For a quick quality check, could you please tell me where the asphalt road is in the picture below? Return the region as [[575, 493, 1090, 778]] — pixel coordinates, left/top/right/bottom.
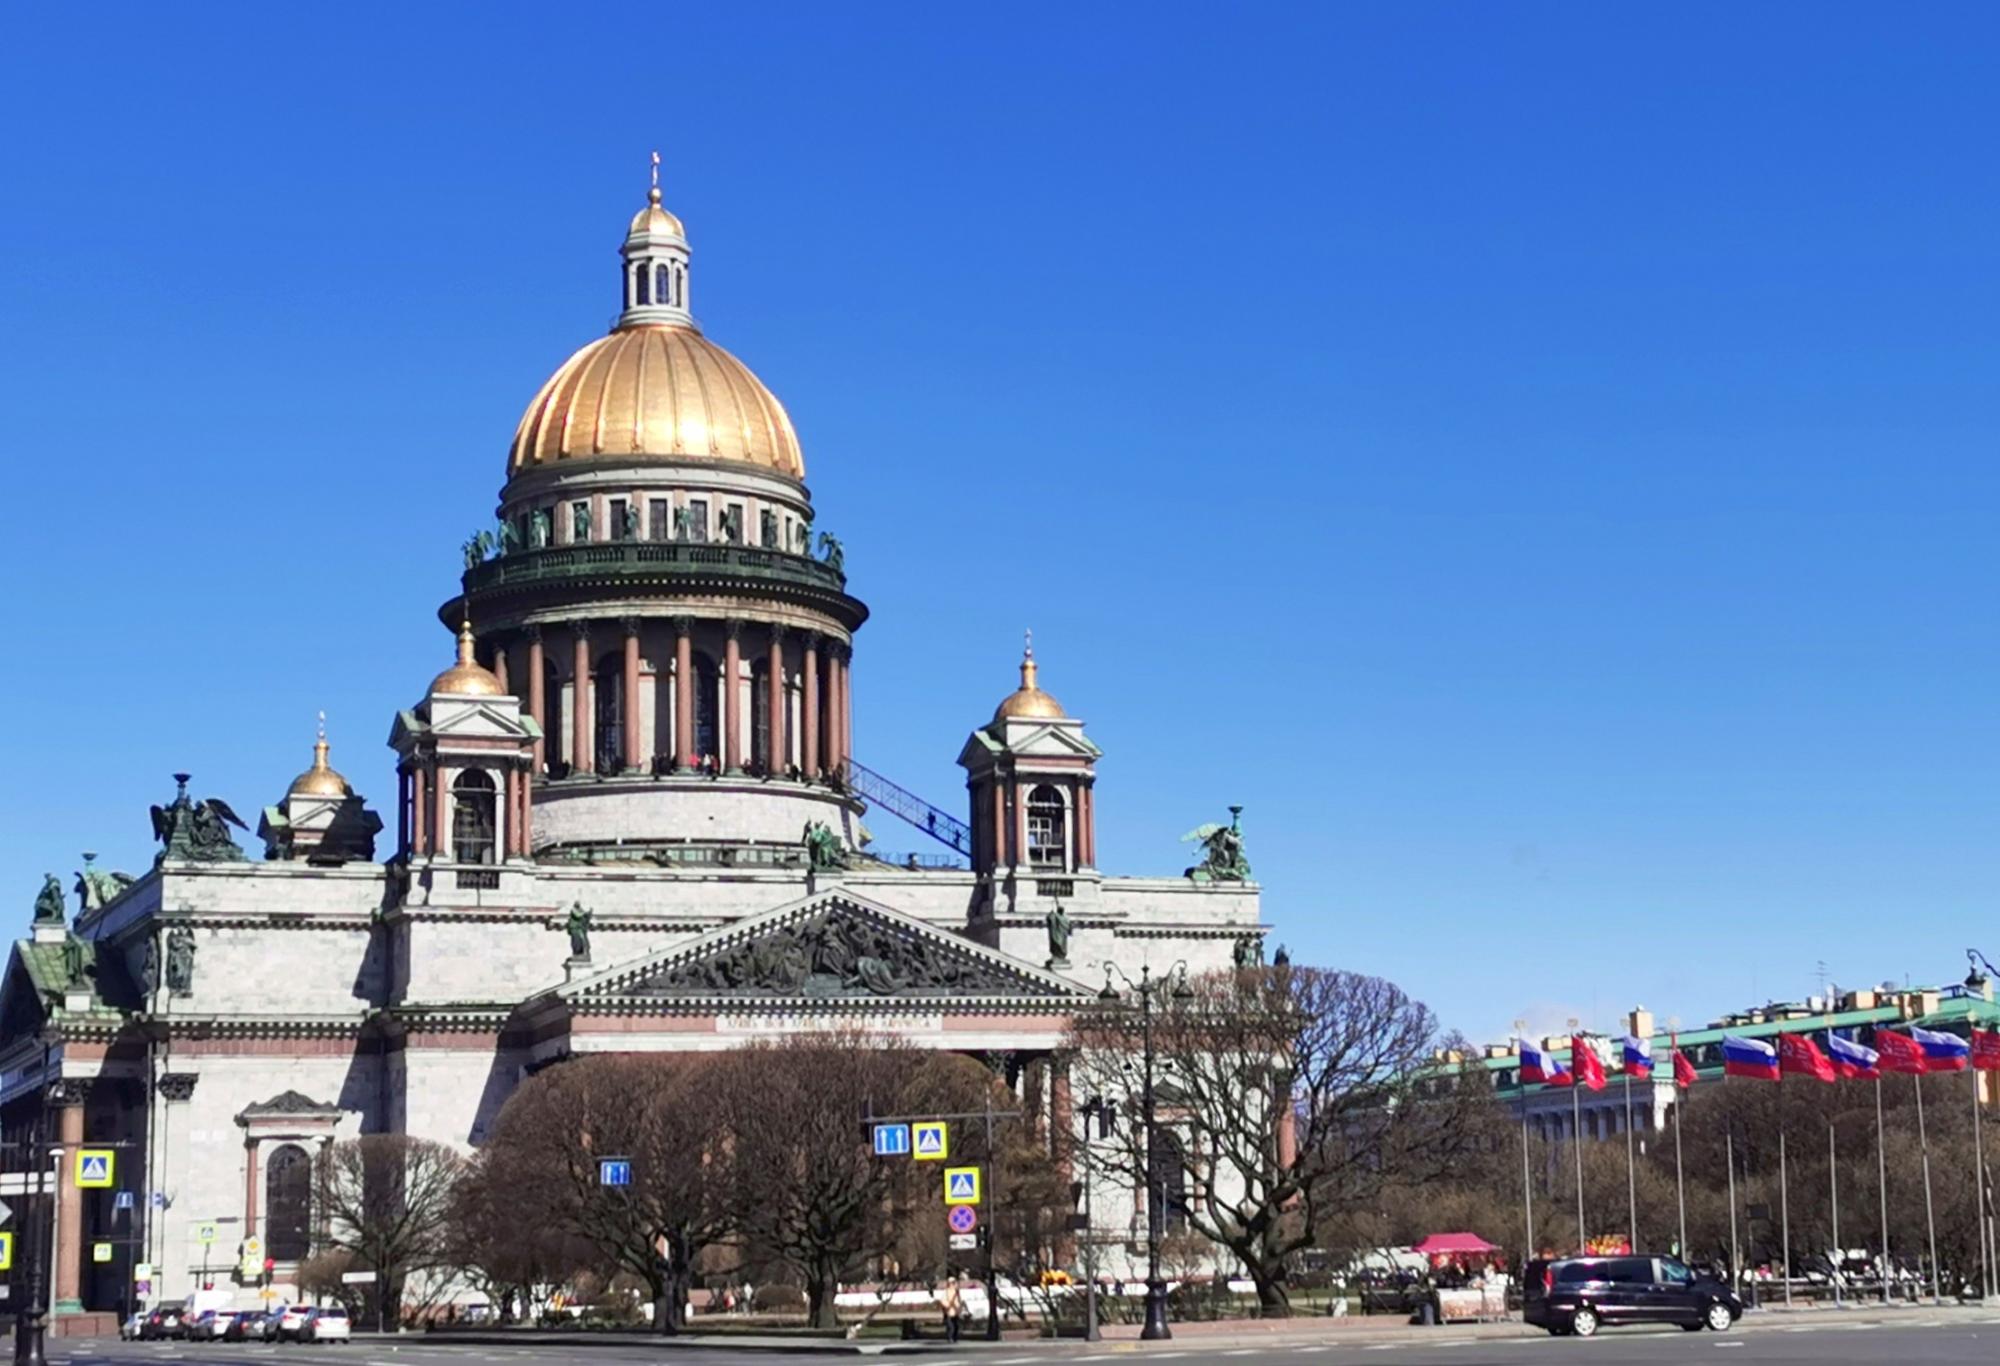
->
[[47, 1318, 2000, 1366]]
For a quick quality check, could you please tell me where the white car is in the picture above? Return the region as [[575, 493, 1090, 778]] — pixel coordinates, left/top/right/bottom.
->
[[302, 1306, 351, 1342], [273, 1305, 314, 1341]]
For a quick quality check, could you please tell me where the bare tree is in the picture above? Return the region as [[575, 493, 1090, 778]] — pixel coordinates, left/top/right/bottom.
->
[[314, 1135, 465, 1328], [711, 1033, 928, 1329], [479, 1054, 731, 1333], [1071, 964, 1481, 1315]]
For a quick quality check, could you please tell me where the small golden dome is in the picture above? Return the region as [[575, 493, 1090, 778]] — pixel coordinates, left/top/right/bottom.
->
[[508, 323, 804, 479], [627, 186, 685, 240], [429, 622, 505, 697], [287, 717, 352, 799], [993, 634, 1066, 722]]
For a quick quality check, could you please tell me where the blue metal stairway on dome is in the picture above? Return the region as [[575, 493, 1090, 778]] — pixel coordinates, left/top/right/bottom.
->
[[843, 758, 972, 857]]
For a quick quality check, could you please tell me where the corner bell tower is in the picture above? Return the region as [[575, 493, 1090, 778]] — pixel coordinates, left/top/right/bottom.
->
[[958, 636, 1101, 918]]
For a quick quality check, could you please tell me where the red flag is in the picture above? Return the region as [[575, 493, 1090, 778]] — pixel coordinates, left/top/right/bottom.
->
[[1778, 1033, 1835, 1082], [1571, 1035, 1606, 1092], [1672, 1048, 1698, 1090], [1874, 1029, 1929, 1076], [1972, 1029, 2000, 1072]]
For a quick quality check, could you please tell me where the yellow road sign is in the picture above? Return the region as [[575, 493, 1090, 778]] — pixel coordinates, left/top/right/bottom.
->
[[912, 1121, 948, 1161], [943, 1166, 981, 1205], [92, 1242, 112, 1264], [0, 1233, 12, 1271], [75, 1149, 114, 1188], [196, 1222, 217, 1245]]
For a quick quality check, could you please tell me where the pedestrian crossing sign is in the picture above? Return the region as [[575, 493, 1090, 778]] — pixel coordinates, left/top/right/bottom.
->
[[75, 1150, 114, 1188], [913, 1121, 948, 1161], [943, 1167, 981, 1205]]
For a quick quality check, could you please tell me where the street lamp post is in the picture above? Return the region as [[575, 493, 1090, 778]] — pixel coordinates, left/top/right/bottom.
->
[[1099, 961, 1191, 1343], [14, 1042, 54, 1366]]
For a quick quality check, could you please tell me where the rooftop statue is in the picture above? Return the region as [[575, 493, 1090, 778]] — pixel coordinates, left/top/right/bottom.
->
[[33, 874, 66, 926], [816, 532, 845, 575], [572, 502, 593, 543], [150, 774, 248, 866], [719, 506, 742, 544], [461, 528, 493, 568], [495, 519, 520, 557], [564, 902, 593, 960], [674, 506, 695, 541], [1231, 934, 1262, 970], [73, 852, 135, 914], [802, 820, 847, 871], [794, 519, 813, 554], [61, 933, 85, 989], [622, 502, 641, 540], [528, 508, 551, 549], [1045, 901, 1072, 967], [1182, 804, 1251, 884]]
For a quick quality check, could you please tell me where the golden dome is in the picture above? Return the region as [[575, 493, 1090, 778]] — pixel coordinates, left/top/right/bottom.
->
[[508, 323, 804, 479], [628, 186, 685, 239], [287, 718, 352, 799], [429, 622, 505, 697], [993, 635, 1066, 722]]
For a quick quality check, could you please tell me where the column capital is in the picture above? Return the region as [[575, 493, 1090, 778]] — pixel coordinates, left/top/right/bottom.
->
[[671, 614, 695, 636], [156, 1072, 199, 1102], [768, 622, 790, 645], [523, 623, 542, 644], [620, 615, 643, 637], [573, 621, 592, 647], [47, 1077, 93, 1107], [725, 617, 744, 640]]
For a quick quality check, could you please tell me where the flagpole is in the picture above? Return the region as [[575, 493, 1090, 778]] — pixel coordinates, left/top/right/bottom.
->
[[1914, 1071, 1939, 1304], [1971, 1067, 1989, 1301], [1874, 1076, 1890, 1304], [1828, 1117, 1842, 1308], [1671, 1025, 1687, 1259], [1779, 1112, 1793, 1307], [1726, 1124, 1741, 1295], [1516, 1024, 1534, 1266], [1623, 1063, 1638, 1250], [1572, 1072, 1587, 1251]]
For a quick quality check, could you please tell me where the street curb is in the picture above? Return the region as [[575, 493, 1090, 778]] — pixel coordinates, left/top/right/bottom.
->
[[401, 1332, 1014, 1355]]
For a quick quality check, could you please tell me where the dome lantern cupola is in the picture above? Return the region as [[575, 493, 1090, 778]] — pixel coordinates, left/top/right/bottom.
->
[[618, 152, 692, 329]]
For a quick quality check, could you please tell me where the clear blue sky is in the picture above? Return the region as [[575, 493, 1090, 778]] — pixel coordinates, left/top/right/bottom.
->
[[2, 5, 1994, 1045]]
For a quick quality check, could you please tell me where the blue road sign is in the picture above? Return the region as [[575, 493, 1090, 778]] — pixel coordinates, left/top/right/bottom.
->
[[598, 1158, 632, 1188], [912, 1121, 948, 1160], [872, 1124, 911, 1157]]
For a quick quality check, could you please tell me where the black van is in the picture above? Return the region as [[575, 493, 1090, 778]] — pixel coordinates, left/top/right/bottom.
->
[[1523, 1255, 1742, 1337]]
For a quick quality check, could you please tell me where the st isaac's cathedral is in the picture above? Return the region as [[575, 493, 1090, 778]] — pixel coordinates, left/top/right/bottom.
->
[[1, 175, 1264, 1320]]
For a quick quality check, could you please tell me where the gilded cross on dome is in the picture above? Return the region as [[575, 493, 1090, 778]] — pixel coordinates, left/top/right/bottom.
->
[[650, 149, 661, 193]]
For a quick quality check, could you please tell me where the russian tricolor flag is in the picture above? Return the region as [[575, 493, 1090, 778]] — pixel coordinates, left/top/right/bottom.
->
[[1520, 1040, 1572, 1086], [1825, 1031, 1880, 1081], [1722, 1035, 1781, 1081], [1909, 1026, 1971, 1073], [1622, 1035, 1653, 1079]]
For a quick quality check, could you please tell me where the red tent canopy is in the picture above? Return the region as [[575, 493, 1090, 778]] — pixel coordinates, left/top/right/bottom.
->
[[1410, 1232, 1500, 1255]]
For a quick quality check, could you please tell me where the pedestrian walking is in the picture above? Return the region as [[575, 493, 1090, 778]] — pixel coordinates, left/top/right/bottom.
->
[[942, 1281, 963, 1342]]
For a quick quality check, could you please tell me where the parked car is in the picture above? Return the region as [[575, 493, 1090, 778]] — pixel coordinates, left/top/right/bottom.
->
[[188, 1308, 242, 1341], [273, 1304, 315, 1341], [302, 1306, 351, 1343], [119, 1311, 146, 1340], [224, 1310, 270, 1341], [140, 1301, 189, 1340], [1524, 1255, 1743, 1338]]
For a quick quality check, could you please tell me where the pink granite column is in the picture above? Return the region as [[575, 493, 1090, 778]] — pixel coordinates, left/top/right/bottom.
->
[[55, 1098, 83, 1309], [766, 627, 786, 774], [801, 635, 820, 779], [432, 764, 450, 860], [622, 620, 643, 773], [571, 628, 591, 775], [723, 620, 744, 774], [674, 619, 695, 769], [526, 628, 546, 774]]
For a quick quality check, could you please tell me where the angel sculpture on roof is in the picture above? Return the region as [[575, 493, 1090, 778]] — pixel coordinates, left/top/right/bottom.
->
[[151, 774, 248, 866], [1182, 804, 1251, 884]]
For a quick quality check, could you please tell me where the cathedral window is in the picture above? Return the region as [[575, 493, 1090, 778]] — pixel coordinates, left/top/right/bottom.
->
[[265, 1143, 312, 1262], [649, 499, 671, 541], [541, 658, 564, 777], [760, 508, 779, 549], [609, 499, 629, 541], [635, 266, 651, 306], [687, 499, 709, 543], [593, 652, 626, 774], [1148, 1131, 1190, 1234], [451, 770, 498, 864], [655, 263, 670, 305], [691, 652, 720, 765], [1026, 785, 1067, 869]]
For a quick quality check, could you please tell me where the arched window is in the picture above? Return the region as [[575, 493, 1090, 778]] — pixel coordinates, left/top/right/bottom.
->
[[655, 263, 670, 305], [594, 651, 626, 774], [751, 660, 772, 773], [542, 658, 564, 777], [1147, 1131, 1189, 1235], [452, 770, 497, 864], [265, 1143, 312, 1261], [692, 652, 720, 766], [635, 264, 651, 306], [1026, 785, 1067, 869]]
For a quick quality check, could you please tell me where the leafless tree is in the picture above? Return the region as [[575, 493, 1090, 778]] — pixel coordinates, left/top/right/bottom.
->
[[314, 1135, 465, 1327], [479, 1054, 731, 1333], [1071, 963, 1482, 1315]]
